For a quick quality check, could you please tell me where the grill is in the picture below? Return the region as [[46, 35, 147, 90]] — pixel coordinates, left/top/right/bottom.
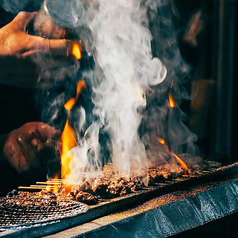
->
[[0, 197, 88, 231], [1, 162, 238, 237]]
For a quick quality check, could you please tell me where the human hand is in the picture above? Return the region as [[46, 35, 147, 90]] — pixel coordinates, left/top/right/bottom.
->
[[3, 122, 61, 179], [0, 11, 81, 88]]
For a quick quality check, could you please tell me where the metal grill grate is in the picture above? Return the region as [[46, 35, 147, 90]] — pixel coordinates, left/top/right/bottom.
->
[[0, 197, 88, 230]]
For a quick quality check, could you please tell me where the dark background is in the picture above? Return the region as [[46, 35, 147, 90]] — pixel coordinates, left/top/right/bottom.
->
[[0, 0, 238, 236], [172, 1, 238, 236], [0, 2, 42, 135], [173, 0, 238, 164], [0, 0, 237, 162]]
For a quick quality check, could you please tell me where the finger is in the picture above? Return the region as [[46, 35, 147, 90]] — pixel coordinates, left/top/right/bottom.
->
[[24, 36, 81, 58], [48, 40, 81, 58], [50, 139, 62, 152], [35, 122, 61, 141], [15, 134, 41, 170], [17, 123, 39, 142], [16, 134, 32, 153], [17, 122, 60, 147], [31, 138, 44, 152], [44, 138, 61, 149], [12, 11, 37, 31]]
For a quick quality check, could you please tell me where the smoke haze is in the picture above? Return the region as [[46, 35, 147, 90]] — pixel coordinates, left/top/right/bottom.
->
[[37, 0, 198, 183]]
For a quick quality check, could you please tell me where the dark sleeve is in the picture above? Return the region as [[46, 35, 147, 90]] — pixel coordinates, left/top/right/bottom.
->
[[0, 0, 43, 27]]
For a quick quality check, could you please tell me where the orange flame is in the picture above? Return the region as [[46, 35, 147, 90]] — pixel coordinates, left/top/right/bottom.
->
[[64, 98, 76, 111], [172, 153, 188, 174], [45, 174, 59, 193], [157, 137, 188, 174], [61, 120, 76, 179], [168, 93, 176, 108], [76, 81, 86, 99], [72, 42, 81, 60], [168, 81, 176, 108], [52, 174, 59, 193], [61, 80, 86, 179], [157, 138, 165, 145]]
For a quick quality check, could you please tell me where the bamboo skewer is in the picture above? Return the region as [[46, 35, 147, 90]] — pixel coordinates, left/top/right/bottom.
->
[[18, 186, 53, 190], [18, 177, 63, 191], [36, 182, 62, 185], [31, 185, 56, 188], [18, 184, 59, 190], [18, 186, 43, 190]]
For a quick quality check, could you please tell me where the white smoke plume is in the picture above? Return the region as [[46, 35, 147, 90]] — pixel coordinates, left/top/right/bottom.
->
[[85, 0, 167, 175], [39, 0, 199, 183]]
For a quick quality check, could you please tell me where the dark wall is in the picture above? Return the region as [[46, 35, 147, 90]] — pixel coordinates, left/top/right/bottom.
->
[[0, 3, 42, 134], [173, 0, 238, 163], [231, 2, 238, 161]]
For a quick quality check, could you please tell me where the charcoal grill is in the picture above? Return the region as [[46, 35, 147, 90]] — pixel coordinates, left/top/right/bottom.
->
[[0, 197, 88, 231], [1, 162, 238, 237]]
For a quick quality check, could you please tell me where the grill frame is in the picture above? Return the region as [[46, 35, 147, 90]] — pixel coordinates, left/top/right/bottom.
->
[[0, 197, 88, 230]]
